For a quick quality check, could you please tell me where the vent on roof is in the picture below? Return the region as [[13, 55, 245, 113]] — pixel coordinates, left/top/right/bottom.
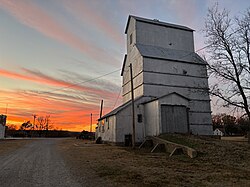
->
[[153, 19, 159, 22]]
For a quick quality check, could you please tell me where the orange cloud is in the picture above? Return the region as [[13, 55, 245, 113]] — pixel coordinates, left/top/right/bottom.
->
[[0, 89, 113, 131], [0, 68, 118, 100], [0, 0, 117, 65]]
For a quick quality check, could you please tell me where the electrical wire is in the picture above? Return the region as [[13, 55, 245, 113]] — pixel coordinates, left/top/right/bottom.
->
[[0, 69, 121, 102], [112, 87, 122, 110]]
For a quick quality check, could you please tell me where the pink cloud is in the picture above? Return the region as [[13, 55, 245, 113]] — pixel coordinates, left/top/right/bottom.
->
[[0, 0, 117, 65], [62, 0, 123, 46], [0, 68, 118, 100]]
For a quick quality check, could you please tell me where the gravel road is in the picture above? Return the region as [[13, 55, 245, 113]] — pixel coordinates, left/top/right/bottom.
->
[[0, 139, 82, 187]]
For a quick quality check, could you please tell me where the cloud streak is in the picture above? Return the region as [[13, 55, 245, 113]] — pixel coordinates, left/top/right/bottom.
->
[[62, 0, 123, 46], [0, 89, 104, 131], [0, 0, 117, 65], [0, 68, 118, 100]]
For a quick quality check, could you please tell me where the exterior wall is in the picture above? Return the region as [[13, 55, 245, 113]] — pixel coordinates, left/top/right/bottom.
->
[[126, 17, 136, 53], [123, 85, 144, 103], [142, 57, 212, 135], [97, 115, 116, 142], [190, 125, 213, 135], [144, 72, 208, 89], [0, 115, 6, 139], [143, 57, 208, 78], [98, 16, 213, 144], [0, 125, 5, 139], [136, 20, 194, 52], [116, 102, 144, 143], [144, 94, 190, 136], [144, 100, 159, 136], [96, 98, 146, 144], [214, 129, 224, 136], [122, 46, 144, 103]]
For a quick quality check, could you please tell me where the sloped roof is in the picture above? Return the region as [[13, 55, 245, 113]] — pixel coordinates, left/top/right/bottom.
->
[[136, 44, 207, 65], [121, 54, 127, 76], [98, 96, 144, 121], [141, 92, 190, 105], [120, 44, 207, 76], [125, 15, 194, 34]]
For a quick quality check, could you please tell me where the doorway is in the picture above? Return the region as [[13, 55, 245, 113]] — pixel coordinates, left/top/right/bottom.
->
[[161, 105, 188, 133]]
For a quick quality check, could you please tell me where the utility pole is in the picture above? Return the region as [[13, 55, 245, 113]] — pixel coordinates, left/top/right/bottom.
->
[[5, 104, 8, 115], [99, 100, 103, 118], [32, 114, 37, 137], [32, 114, 37, 129], [90, 113, 93, 132], [129, 63, 136, 149]]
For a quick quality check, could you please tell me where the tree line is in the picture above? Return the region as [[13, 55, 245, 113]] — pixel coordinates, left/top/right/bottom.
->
[[212, 114, 250, 135], [5, 115, 79, 138]]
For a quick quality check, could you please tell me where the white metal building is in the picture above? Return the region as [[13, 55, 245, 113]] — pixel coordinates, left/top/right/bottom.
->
[[0, 115, 6, 139], [96, 15, 213, 144], [213, 128, 224, 136]]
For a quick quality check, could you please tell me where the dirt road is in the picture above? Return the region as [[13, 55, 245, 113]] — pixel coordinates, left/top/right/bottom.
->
[[0, 139, 82, 187]]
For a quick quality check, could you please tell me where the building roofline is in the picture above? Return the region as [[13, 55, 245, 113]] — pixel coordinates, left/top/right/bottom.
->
[[98, 96, 144, 121], [125, 15, 194, 34], [121, 54, 127, 76], [135, 44, 207, 65], [141, 92, 190, 105]]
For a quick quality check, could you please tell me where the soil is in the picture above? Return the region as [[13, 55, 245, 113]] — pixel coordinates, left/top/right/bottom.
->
[[58, 136, 250, 187], [0, 139, 34, 155], [0, 139, 82, 187]]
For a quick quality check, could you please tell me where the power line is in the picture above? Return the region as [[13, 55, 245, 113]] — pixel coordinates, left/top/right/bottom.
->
[[0, 69, 121, 102], [178, 23, 250, 61], [112, 87, 122, 110], [41, 69, 121, 95], [2, 23, 249, 115]]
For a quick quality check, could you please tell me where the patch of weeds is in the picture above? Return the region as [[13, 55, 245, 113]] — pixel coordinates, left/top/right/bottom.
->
[[159, 134, 202, 149], [127, 173, 143, 183], [96, 165, 122, 177]]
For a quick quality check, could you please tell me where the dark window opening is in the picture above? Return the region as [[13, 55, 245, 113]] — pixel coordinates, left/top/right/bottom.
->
[[130, 33, 133, 45], [102, 125, 104, 133], [137, 114, 142, 123]]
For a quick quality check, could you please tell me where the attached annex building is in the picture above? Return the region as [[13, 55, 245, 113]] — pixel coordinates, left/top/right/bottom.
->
[[96, 15, 213, 144]]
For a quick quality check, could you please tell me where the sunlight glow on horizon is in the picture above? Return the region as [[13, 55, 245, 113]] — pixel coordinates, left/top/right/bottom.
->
[[1, 0, 249, 131]]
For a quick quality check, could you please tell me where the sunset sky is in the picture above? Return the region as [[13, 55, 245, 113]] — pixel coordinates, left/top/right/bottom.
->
[[0, 0, 249, 131]]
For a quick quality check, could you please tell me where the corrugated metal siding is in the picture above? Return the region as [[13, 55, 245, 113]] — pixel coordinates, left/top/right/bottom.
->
[[161, 105, 188, 133]]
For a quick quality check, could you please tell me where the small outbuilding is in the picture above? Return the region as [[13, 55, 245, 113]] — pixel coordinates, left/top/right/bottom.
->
[[96, 15, 213, 144], [213, 128, 224, 136], [0, 115, 7, 139]]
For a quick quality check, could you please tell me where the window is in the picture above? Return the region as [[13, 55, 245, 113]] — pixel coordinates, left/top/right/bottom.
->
[[137, 114, 142, 123], [106, 118, 109, 130], [102, 124, 105, 133], [130, 33, 133, 45], [100, 120, 104, 133]]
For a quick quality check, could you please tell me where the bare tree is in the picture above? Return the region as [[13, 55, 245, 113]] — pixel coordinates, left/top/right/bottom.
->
[[20, 121, 32, 131], [204, 4, 250, 120], [36, 115, 52, 131]]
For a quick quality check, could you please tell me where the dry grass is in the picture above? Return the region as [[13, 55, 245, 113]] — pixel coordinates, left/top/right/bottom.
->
[[58, 137, 250, 187], [0, 139, 33, 155]]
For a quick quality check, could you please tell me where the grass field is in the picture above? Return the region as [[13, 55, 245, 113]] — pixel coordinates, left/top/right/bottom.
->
[[59, 135, 250, 187]]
